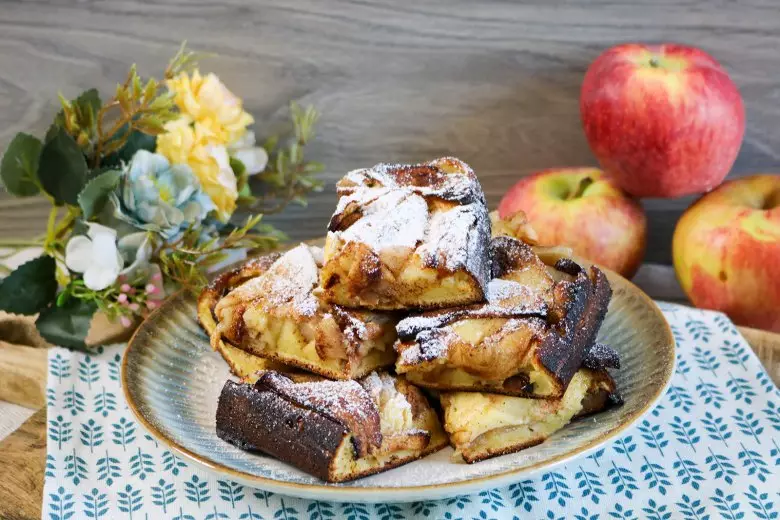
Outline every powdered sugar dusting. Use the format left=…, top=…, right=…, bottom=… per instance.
left=416, top=203, right=490, bottom=288
left=331, top=307, right=370, bottom=345
left=484, top=279, right=548, bottom=314
left=339, top=189, right=428, bottom=251
left=328, top=158, right=491, bottom=288
left=338, top=157, right=484, bottom=205
left=259, top=372, right=382, bottom=453
left=395, top=279, right=547, bottom=345
left=583, top=342, right=621, bottom=370
left=397, top=328, right=455, bottom=366
left=249, top=244, right=321, bottom=317
left=360, top=372, right=414, bottom=434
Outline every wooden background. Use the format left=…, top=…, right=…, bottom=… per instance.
left=1, top=0, right=779, bottom=263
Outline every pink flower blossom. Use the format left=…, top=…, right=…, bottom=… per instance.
left=117, top=293, right=128, bottom=303
left=120, top=316, right=132, bottom=328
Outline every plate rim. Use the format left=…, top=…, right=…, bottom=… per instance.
left=121, top=265, right=675, bottom=502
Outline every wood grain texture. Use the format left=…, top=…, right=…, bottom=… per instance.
left=0, top=409, right=46, bottom=520
left=1, top=1, right=779, bottom=263
left=0, top=343, right=47, bottom=409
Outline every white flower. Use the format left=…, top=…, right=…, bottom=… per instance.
left=228, top=130, right=268, bottom=175
left=65, top=223, right=123, bottom=290
left=206, top=144, right=240, bottom=195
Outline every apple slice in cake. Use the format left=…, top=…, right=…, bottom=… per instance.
left=440, top=367, right=621, bottom=463
left=216, top=371, right=448, bottom=482
left=320, top=157, right=491, bottom=310
left=395, top=236, right=612, bottom=398
left=200, top=244, right=398, bottom=380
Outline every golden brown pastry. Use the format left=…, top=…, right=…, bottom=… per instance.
left=200, top=245, right=398, bottom=380
left=216, top=371, right=448, bottom=482
left=320, top=157, right=491, bottom=310
left=441, top=368, right=620, bottom=463
left=395, top=237, right=612, bottom=398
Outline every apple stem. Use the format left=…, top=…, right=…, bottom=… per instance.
left=649, top=56, right=660, bottom=68
left=570, top=177, right=594, bottom=200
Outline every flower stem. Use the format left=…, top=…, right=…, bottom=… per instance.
left=44, top=206, right=58, bottom=246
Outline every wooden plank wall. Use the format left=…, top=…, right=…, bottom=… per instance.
left=1, top=1, right=778, bottom=263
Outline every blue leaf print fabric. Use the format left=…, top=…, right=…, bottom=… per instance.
left=43, top=303, right=778, bottom=519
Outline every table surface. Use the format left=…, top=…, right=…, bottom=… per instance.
left=0, top=292, right=778, bottom=520
left=2, top=1, right=780, bottom=263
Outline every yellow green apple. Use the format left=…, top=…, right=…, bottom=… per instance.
left=498, top=168, right=647, bottom=277
left=673, top=174, right=780, bottom=331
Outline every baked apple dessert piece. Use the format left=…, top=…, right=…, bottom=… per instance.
left=216, top=371, right=448, bottom=482
left=321, top=157, right=491, bottom=310
left=440, top=366, right=621, bottom=463
left=395, top=236, right=612, bottom=398
left=200, top=244, right=398, bottom=380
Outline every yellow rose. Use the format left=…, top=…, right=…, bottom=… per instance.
left=166, top=70, right=253, bottom=145
left=157, top=117, right=238, bottom=221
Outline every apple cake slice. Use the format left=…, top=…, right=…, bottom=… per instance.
left=320, top=157, right=491, bottom=310
left=440, top=367, right=621, bottom=463
left=200, top=244, right=398, bottom=380
left=198, top=252, right=288, bottom=378
left=395, top=236, right=612, bottom=397
left=216, top=371, right=448, bottom=482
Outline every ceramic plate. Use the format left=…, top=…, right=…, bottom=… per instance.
left=123, top=262, right=674, bottom=503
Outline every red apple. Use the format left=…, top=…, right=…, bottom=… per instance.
left=673, top=174, right=780, bottom=332
left=581, top=43, right=745, bottom=198
left=498, top=168, right=647, bottom=278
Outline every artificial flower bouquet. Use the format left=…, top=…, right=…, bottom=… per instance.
left=0, top=44, right=322, bottom=350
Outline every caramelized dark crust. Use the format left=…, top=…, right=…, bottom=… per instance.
left=216, top=379, right=351, bottom=481
left=216, top=371, right=448, bottom=482
left=582, top=343, right=621, bottom=371
left=577, top=368, right=622, bottom=415
left=395, top=237, right=612, bottom=398
left=537, top=266, right=612, bottom=394
left=257, top=372, right=382, bottom=456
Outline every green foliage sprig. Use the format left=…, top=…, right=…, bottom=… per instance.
left=0, top=43, right=323, bottom=350
left=157, top=215, right=284, bottom=292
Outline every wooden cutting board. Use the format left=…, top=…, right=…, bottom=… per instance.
left=0, top=321, right=778, bottom=520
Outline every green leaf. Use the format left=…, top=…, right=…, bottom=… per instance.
left=38, top=128, right=89, bottom=205
left=78, top=169, right=122, bottom=219
left=262, top=135, right=278, bottom=155
left=0, top=133, right=43, bottom=196
left=74, top=88, right=101, bottom=116
left=36, top=298, right=97, bottom=350
left=230, top=156, right=246, bottom=177
left=44, top=123, right=61, bottom=144
left=0, top=255, right=57, bottom=315
left=102, top=128, right=157, bottom=167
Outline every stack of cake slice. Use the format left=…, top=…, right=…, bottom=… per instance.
left=199, top=157, right=621, bottom=482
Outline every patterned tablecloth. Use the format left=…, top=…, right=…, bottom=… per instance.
left=42, top=303, right=778, bottom=520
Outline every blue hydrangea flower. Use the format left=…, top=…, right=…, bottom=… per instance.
left=112, top=150, right=215, bottom=240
